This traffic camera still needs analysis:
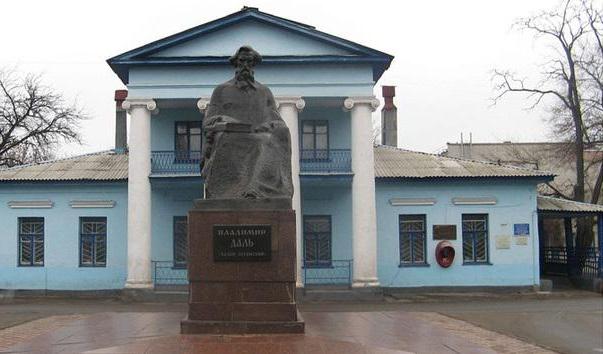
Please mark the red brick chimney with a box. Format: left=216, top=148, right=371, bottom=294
left=381, top=86, right=397, bottom=147
left=115, top=90, right=128, bottom=153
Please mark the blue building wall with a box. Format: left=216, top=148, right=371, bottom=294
left=150, top=182, right=202, bottom=262
left=151, top=108, right=203, bottom=151
left=375, top=179, right=540, bottom=288
left=0, top=178, right=544, bottom=290
left=0, top=183, right=128, bottom=290
left=150, top=105, right=352, bottom=161
left=127, top=64, right=375, bottom=99
left=299, top=106, right=351, bottom=150
left=301, top=183, right=353, bottom=283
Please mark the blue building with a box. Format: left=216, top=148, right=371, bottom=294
left=0, top=8, right=558, bottom=292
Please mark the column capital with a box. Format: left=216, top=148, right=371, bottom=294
left=122, top=99, right=158, bottom=114
left=343, top=96, right=380, bottom=112
left=197, top=97, right=211, bottom=113
left=276, top=96, right=305, bottom=111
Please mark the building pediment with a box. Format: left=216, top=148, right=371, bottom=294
left=107, top=7, right=393, bottom=84
left=149, top=19, right=355, bottom=58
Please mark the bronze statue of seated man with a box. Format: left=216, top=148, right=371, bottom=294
left=201, top=46, right=293, bottom=200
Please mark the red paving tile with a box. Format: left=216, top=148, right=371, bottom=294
left=0, top=311, right=554, bottom=354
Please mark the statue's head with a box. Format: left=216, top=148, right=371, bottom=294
left=229, top=46, right=262, bottom=83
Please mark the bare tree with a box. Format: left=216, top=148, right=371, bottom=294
left=579, top=0, right=603, bottom=203
left=372, top=119, right=381, bottom=146
left=0, top=69, right=86, bottom=168
left=492, top=0, right=603, bottom=249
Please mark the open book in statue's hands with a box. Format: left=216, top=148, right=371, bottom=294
left=204, top=115, right=251, bottom=133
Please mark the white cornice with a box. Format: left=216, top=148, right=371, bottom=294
left=389, top=198, right=437, bottom=206
left=8, top=200, right=53, bottom=209
left=70, top=200, right=116, bottom=208
left=452, top=197, right=497, bottom=205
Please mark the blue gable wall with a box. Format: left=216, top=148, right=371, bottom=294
left=375, top=179, right=540, bottom=288
left=123, top=15, right=379, bottom=99
left=107, top=8, right=393, bottom=85
left=151, top=20, right=353, bottom=57
left=0, top=183, right=128, bottom=290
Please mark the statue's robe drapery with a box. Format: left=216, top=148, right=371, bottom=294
left=201, top=79, right=293, bottom=199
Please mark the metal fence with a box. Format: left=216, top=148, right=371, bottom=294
left=300, top=149, right=352, bottom=173
left=150, top=151, right=201, bottom=175
left=152, top=260, right=188, bottom=291
left=303, top=259, right=353, bottom=286
left=151, top=149, right=353, bottom=175
left=542, top=247, right=600, bottom=279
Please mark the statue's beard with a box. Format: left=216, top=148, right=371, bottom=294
left=235, top=67, right=255, bottom=85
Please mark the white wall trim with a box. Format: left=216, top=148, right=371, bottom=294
left=69, top=200, right=116, bottom=208
left=452, top=197, right=497, bottom=205
left=389, top=198, right=437, bottom=206
left=8, top=200, right=54, bottom=209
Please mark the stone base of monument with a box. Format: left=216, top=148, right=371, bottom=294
left=181, top=199, right=304, bottom=334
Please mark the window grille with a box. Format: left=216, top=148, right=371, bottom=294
left=18, top=217, right=44, bottom=266
left=80, top=217, right=107, bottom=267
left=462, top=214, right=489, bottom=264
left=399, top=214, right=427, bottom=265
left=173, top=216, right=188, bottom=268
left=304, top=215, right=332, bottom=267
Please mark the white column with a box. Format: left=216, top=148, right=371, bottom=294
left=122, top=99, right=157, bottom=289
left=344, top=96, right=380, bottom=288
left=277, top=96, right=305, bottom=288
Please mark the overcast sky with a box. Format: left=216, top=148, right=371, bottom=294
left=1, top=0, right=565, bottom=156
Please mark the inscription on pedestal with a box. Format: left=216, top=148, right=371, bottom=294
left=213, top=224, right=271, bottom=261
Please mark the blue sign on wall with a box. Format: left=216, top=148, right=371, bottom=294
left=514, top=223, right=530, bottom=236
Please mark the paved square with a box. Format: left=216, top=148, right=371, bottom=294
left=0, top=311, right=555, bottom=353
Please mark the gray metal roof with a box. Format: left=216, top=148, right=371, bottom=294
left=0, top=150, right=127, bottom=182
left=374, top=146, right=555, bottom=179
left=537, top=196, right=603, bottom=214
left=444, top=142, right=603, bottom=199
left=0, top=146, right=554, bottom=183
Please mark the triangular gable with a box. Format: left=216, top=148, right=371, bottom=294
left=107, top=7, right=393, bottom=84
left=149, top=20, right=355, bottom=57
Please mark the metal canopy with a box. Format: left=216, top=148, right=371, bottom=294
left=538, top=196, right=603, bottom=217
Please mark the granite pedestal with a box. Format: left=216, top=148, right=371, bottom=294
left=181, top=199, right=304, bottom=334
